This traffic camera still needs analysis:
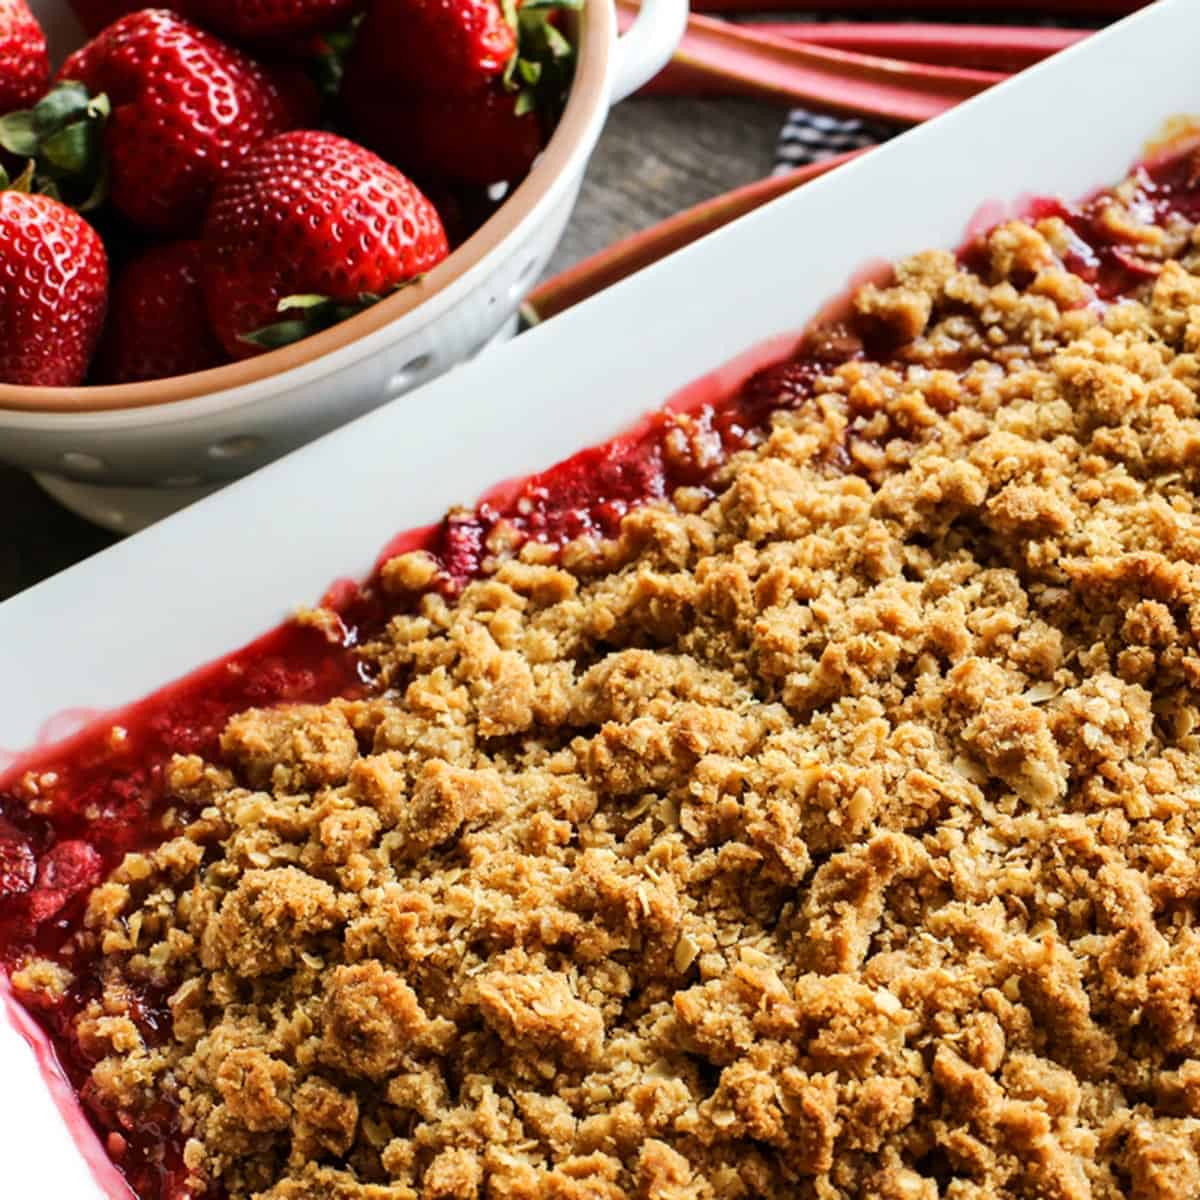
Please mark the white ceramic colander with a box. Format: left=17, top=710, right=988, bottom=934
left=0, top=0, right=686, bottom=531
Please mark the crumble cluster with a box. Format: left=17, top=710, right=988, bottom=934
left=18, top=185, right=1200, bottom=1200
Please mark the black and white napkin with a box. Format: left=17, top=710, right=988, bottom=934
left=775, top=109, right=896, bottom=173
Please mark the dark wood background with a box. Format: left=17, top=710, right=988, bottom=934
left=0, top=97, right=783, bottom=602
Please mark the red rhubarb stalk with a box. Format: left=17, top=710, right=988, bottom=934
left=742, top=23, right=1088, bottom=72
left=523, top=151, right=864, bottom=324
left=637, top=55, right=1006, bottom=106
left=692, top=0, right=1143, bottom=14
left=615, top=2, right=1003, bottom=121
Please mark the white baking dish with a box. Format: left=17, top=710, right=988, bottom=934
left=1, top=0, right=1197, bottom=1192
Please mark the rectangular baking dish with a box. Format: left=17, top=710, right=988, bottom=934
left=1, top=0, right=1197, bottom=1192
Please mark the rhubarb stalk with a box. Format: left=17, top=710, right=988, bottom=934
left=615, top=1, right=1003, bottom=122
left=741, top=23, right=1089, bottom=72
left=692, top=0, right=1142, bottom=14
left=523, top=151, right=864, bottom=324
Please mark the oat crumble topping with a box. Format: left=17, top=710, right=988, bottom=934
left=14, top=167, right=1200, bottom=1199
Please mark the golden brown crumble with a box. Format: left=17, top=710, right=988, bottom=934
left=21, top=195, right=1200, bottom=1199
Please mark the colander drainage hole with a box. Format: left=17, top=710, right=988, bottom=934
left=60, top=451, right=106, bottom=474
left=209, top=435, right=262, bottom=460
left=388, top=354, right=433, bottom=395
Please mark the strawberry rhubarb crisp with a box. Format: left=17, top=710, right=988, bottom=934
left=9, top=144, right=1200, bottom=1200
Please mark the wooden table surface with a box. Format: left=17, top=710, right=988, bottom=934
left=0, top=97, right=784, bottom=603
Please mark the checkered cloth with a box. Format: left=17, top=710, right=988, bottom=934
left=771, top=12, right=1100, bottom=173
left=775, top=110, right=896, bottom=173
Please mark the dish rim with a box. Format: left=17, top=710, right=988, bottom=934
left=0, top=2, right=1196, bottom=1192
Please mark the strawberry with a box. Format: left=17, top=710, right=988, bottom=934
left=93, top=241, right=226, bottom=383
left=0, top=82, right=110, bottom=212
left=67, top=0, right=142, bottom=36
left=341, top=0, right=575, bottom=186
left=0, top=184, right=108, bottom=386
left=187, top=0, right=362, bottom=43
left=201, top=130, right=449, bottom=357
left=342, top=0, right=515, bottom=101
left=0, top=0, right=48, bottom=115
left=57, top=10, right=300, bottom=233
left=344, top=81, right=543, bottom=187
left=263, top=60, right=323, bottom=125
left=25, top=839, right=102, bottom=924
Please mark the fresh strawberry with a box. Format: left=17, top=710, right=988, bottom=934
left=56, top=10, right=300, bottom=233
left=0, top=82, right=110, bottom=212
left=344, top=80, right=543, bottom=186
left=417, top=180, right=469, bottom=246
left=341, top=0, right=575, bottom=186
left=0, top=185, right=108, bottom=386
left=67, top=0, right=142, bottom=36
left=69, top=0, right=358, bottom=39
left=0, top=0, right=48, bottom=115
left=187, top=0, right=361, bottom=43
left=201, top=129, right=449, bottom=357
left=93, top=241, right=225, bottom=383
left=273, top=23, right=357, bottom=104
left=262, top=60, right=323, bottom=126
left=342, top=0, right=515, bottom=100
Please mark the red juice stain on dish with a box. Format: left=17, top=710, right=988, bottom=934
left=4, top=139, right=1200, bottom=1200
left=0, top=710, right=105, bottom=774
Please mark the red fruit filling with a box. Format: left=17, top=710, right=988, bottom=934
left=2, top=139, right=1200, bottom=1200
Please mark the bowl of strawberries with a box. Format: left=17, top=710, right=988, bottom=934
left=0, top=0, right=684, bottom=529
